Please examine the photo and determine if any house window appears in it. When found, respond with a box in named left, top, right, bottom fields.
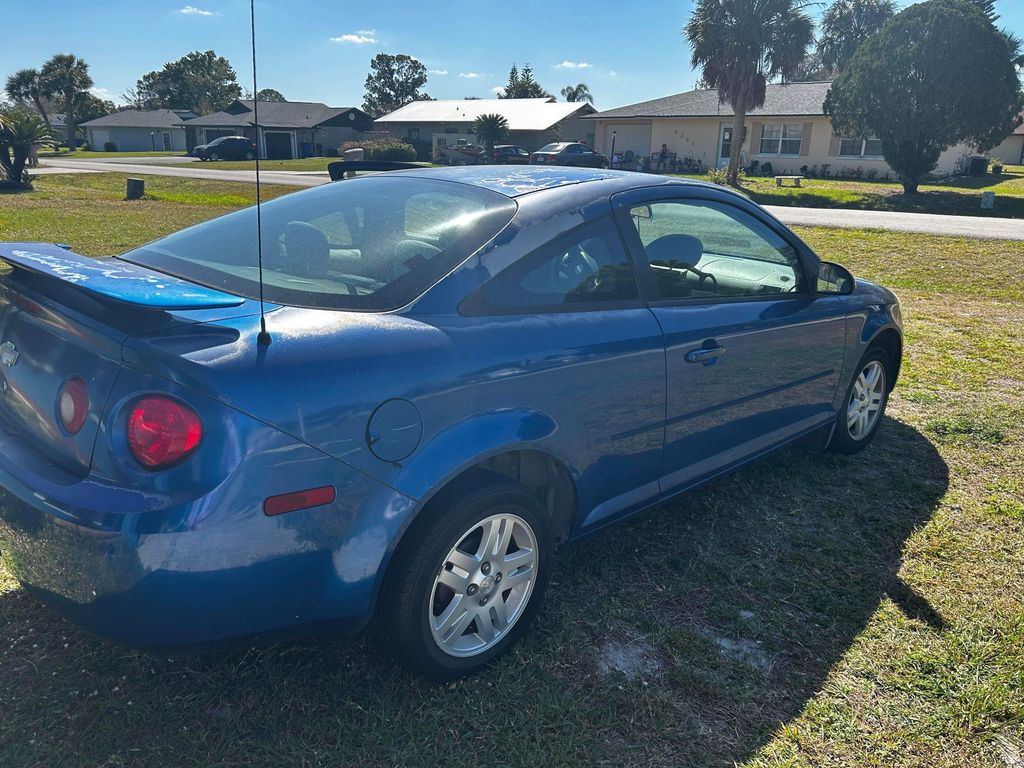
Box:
left=839, top=136, right=883, bottom=158
left=759, top=123, right=803, bottom=156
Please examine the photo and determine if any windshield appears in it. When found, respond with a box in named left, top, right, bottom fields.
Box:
left=120, top=175, right=517, bottom=311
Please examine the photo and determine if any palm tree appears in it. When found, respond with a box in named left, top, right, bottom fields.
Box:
left=473, top=113, right=510, bottom=162
left=39, top=54, right=93, bottom=149
left=560, top=83, right=594, bottom=104
left=5, top=69, right=53, bottom=130
left=0, top=108, right=54, bottom=187
left=685, top=0, right=814, bottom=185
left=817, top=0, right=897, bottom=74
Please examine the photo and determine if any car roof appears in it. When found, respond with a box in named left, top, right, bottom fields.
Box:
left=387, top=165, right=719, bottom=198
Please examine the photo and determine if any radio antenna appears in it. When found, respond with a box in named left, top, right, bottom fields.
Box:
left=250, top=0, right=271, bottom=345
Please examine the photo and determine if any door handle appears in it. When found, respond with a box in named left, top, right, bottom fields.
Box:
left=685, top=345, right=726, bottom=364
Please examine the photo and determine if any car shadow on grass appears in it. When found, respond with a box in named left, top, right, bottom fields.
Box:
left=0, top=416, right=948, bottom=767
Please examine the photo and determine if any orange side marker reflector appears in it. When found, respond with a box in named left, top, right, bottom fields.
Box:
left=263, top=486, right=336, bottom=516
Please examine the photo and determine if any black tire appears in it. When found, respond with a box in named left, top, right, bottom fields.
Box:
left=209, top=152, right=219, bottom=161
left=828, top=346, right=892, bottom=454
left=375, top=472, right=553, bottom=682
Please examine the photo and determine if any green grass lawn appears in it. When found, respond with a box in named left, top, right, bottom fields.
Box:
left=39, top=149, right=186, bottom=159
left=0, top=175, right=1022, bottom=766
left=676, top=169, right=1024, bottom=218
left=0, top=173, right=299, bottom=254
left=193, top=156, right=338, bottom=171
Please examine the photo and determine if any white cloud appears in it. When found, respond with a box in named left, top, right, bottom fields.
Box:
left=609, top=70, right=618, bottom=77
left=429, top=69, right=449, bottom=75
left=556, top=60, right=593, bottom=69
left=356, top=29, right=377, bottom=35
left=491, top=86, right=504, bottom=94
left=330, top=32, right=379, bottom=44
left=90, top=87, right=115, bottom=99
left=458, top=72, right=482, bottom=79
left=178, top=5, right=213, bottom=15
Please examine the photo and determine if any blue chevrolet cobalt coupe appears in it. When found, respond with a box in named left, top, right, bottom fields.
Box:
left=0, top=167, right=901, bottom=681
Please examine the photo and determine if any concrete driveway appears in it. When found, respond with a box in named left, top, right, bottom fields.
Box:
left=35, top=158, right=1024, bottom=240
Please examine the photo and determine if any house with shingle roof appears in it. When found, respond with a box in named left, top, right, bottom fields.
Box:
left=81, top=109, right=198, bottom=152
left=586, top=81, right=972, bottom=177
left=180, top=100, right=374, bottom=159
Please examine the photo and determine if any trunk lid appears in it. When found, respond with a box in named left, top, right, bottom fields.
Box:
left=0, top=243, right=246, bottom=475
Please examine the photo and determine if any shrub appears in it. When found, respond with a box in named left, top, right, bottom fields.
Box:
left=760, top=161, right=773, bottom=177
left=103, top=141, right=117, bottom=152
left=338, top=138, right=417, bottom=162
left=705, top=166, right=745, bottom=186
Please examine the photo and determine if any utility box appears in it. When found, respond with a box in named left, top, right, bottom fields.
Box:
left=125, top=178, right=145, bottom=200
left=981, top=191, right=996, bottom=210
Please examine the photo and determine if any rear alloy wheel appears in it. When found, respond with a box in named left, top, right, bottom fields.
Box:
left=208, top=152, right=219, bottom=161
left=245, top=151, right=255, bottom=160
left=377, top=475, right=552, bottom=681
left=828, top=348, right=891, bottom=453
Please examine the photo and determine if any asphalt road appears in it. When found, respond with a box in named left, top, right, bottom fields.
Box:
left=36, top=158, right=1024, bottom=239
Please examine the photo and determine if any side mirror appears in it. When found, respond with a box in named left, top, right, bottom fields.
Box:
left=632, top=205, right=653, bottom=220
left=817, top=261, right=854, bottom=295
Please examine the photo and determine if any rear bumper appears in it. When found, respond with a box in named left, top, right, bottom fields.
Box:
left=0, top=422, right=417, bottom=650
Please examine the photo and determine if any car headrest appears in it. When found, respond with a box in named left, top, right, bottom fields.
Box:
left=283, top=221, right=329, bottom=278
left=645, top=234, right=704, bottom=267
left=395, top=239, right=442, bottom=264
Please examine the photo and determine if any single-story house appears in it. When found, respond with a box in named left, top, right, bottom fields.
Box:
left=375, top=97, right=598, bottom=157
left=586, top=81, right=972, bottom=178
left=80, top=109, right=198, bottom=152
left=179, top=100, right=374, bottom=159
left=989, top=118, right=1024, bottom=166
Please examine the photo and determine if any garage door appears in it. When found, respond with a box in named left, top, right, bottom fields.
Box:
left=606, top=123, right=652, bottom=158
left=264, top=132, right=293, bottom=160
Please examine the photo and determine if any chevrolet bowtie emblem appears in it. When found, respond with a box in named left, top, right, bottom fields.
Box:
left=0, top=342, right=19, bottom=369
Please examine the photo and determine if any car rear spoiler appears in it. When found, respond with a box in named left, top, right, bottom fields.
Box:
left=327, top=160, right=424, bottom=182
left=0, top=243, right=246, bottom=311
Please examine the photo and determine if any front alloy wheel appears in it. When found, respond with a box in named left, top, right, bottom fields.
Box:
left=828, top=347, right=891, bottom=453
left=847, top=360, right=885, bottom=440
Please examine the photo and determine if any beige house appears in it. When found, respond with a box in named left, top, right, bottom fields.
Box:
left=376, top=98, right=597, bottom=157
left=586, top=81, right=972, bottom=178
left=990, top=120, right=1024, bottom=166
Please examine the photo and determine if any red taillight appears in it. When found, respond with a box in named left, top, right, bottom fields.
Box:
left=264, top=486, right=336, bottom=516
left=58, top=377, right=89, bottom=435
left=127, top=396, right=202, bottom=469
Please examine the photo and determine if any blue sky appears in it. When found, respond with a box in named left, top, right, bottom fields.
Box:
left=2, top=1, right=1022, bottom=111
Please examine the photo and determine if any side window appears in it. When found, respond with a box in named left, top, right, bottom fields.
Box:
left=471, top=217, right=639, bottom=312
left=627, top=200, right=804, bottom=300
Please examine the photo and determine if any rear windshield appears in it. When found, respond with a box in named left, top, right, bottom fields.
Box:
left=538, top=143, right=565, bottom=152
left=120, top=175, right=517, bottom=311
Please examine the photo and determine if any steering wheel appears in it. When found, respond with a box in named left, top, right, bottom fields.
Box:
left=551, top=245, right=599, bottom=293
left=670, top=260, right=718, bottom=289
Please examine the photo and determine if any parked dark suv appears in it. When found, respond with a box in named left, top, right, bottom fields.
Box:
left=530, top=142, right=609, bottom=168
left=192, top=136, right=257, bottom=161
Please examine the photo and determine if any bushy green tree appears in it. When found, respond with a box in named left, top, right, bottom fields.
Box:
left=255, top=88, right=286, bottom=102
left=134, top=51, right=242, bottom=115
left=817, top=0, right=897, bottom=73
left=362, top=54, right=430, bottom=118
left=473, top=113, right=510, bottom=161
left=39, top=54, right=92, bottom=147
left=685, top=0, right=814, bottom=185
left=825, top=0, right=1023, bottom=193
